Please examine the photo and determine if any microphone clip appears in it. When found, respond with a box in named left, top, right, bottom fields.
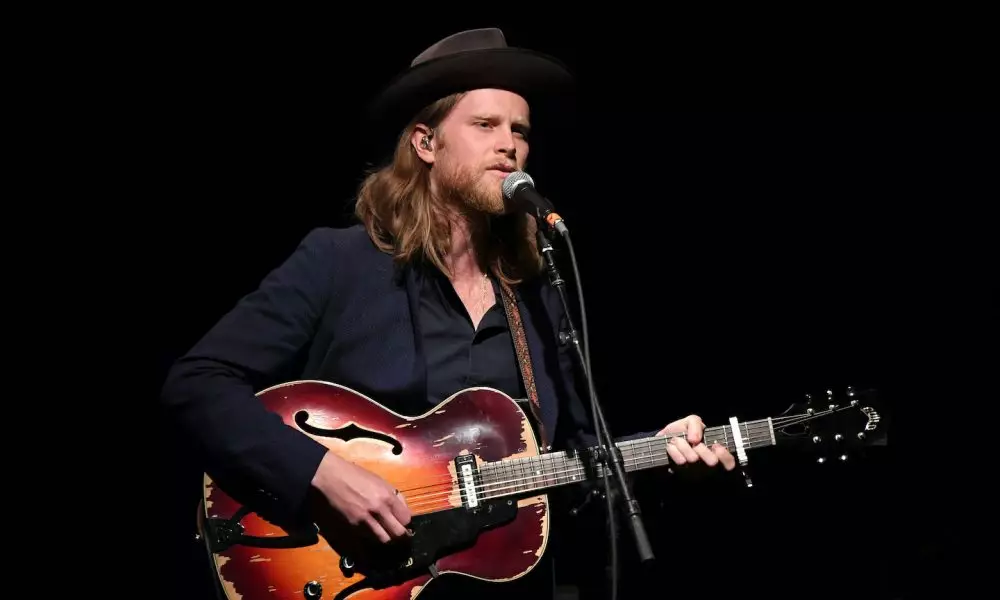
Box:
left=536, top=225, right=566, bottom=289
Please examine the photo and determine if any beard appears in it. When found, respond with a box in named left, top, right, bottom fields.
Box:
left=435, top=160, right=508, bottom=216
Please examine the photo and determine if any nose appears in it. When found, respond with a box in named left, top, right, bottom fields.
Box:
left=495, top=127, right=517, bottom=157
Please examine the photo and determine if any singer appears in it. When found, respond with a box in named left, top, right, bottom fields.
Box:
left=160, top=28, right=735, bottom=600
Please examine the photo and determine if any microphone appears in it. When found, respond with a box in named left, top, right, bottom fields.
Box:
left=502, top=171, right=569, bottom=236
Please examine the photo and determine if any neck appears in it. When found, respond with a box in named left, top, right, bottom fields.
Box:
left=469, top=418, right=778, bottom=504
left=443, top=208, right=490, bottom=280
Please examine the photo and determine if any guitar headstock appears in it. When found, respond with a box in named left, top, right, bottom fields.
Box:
left=773, top=386, right=887, bottom=465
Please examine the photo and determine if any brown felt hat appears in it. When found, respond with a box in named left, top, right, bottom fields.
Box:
left=367, top=28, right=574, bottom=140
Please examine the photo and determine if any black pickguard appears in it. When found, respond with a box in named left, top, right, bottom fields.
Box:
left=294, top=411, right=403, bottom=455
left=333, top=497, right=519, bottom=599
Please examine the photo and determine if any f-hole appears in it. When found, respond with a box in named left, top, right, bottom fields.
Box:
left=294, top=412, right=404, bottom=455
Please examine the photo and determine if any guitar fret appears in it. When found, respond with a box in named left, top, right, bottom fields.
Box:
left=480, top=462, right=490, bottom=499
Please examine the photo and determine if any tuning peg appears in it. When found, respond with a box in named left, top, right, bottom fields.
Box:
left=835, top=434, right=843, bottom=442
left=839, top=455, right=848, bottom=462
left=846, top=386, right=855, bottom=397
left=817, top=457, right=826, bottom=464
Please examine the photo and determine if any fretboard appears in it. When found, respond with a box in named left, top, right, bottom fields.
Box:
left=476, top=418, right=776, bottom=500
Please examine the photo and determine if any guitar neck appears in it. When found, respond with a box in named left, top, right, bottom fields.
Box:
left=477, top=418, right=776, bottom=499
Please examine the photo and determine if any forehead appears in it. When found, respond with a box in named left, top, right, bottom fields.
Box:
left=451, top=89, right=530, bottom=121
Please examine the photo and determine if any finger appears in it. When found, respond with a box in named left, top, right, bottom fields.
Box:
left=712, top=444, right=737, bottom=471
left=659, top=418, right=687, bottom=436
left=390, top=491, right=412, bottom=526
left=375, top=506, right=409, bottom=539
left=687, top=415, right=705, bottom=445
left=365, top=516, right=392, bottom=543
left=665, top=443, right=688, bottom=465
left=693, top=443, right=718, bottom=467
left=672, top=437, right=699, bottom=463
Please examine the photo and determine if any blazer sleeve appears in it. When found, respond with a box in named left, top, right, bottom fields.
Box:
left=160, top=227, right=336, bottom=523
left=555, top=339, right=657, bottom=449
left=544, top=284, right=658, bottom=450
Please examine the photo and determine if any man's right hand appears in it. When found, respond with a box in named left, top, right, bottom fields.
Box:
left=309, top=450, right=412, bottom=544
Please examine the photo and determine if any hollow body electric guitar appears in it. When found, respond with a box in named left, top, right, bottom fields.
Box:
left=197, top=380, right=884, bottom=600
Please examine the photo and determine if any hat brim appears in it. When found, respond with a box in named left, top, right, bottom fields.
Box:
left=366, top=47, right=574, bottom=144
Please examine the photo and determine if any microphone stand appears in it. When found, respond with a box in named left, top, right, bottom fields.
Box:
left=535, top=224, right=655, bottom=579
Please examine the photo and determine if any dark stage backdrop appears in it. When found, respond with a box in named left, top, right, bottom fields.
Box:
left=153, top=20, right=992, bottom=600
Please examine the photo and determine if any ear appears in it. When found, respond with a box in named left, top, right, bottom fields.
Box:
left=410, top=124, right=435, bottom=165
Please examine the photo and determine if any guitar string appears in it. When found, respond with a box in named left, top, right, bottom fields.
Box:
left=395, top=412, right=825, bottom=502
left=394, top=408, right=854, bottom=511
left=394, top=412, right=819, bottom=498
left=398, top=444, right=745, bottom=515
left=398, top=428, right=779, bottom=512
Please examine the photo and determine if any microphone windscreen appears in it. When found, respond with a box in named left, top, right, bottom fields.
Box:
left=502, top=171, right=535, bottom=201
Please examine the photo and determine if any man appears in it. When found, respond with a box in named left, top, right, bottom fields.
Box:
left=161, top=28, right=735, bottom=600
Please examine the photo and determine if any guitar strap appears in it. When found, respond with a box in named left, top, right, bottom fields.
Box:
left=497, top=278, right=550, bottom=452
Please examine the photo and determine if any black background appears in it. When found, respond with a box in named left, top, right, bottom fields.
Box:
left=150, top=16, right=994, bottom=600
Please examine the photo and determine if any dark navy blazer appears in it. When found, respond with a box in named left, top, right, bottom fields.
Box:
left=161, top=225, right=648, bottom=522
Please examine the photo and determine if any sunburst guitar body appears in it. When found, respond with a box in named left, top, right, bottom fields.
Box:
left=197, top=380, right=552, bottom=600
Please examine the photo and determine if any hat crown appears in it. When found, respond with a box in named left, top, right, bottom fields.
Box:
left=411, top=28, right=508, bottom=67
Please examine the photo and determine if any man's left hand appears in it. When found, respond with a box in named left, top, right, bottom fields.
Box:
left=656, top=415, right=736, bottom=471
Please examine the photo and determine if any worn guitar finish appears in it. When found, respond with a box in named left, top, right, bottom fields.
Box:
left=197, top=381, right=885, bottom=600
left=198, top=380, right=550, bottom=600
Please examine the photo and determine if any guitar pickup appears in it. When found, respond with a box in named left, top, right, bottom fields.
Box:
left=453, top=455, right=480, bottom=509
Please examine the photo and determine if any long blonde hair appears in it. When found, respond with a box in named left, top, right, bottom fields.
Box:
left=355, top=93, right=542, bottom=285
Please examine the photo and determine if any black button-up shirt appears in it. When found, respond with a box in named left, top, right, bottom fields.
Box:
left=415, top=267, right=553, bottom=600
left=418, top=267, right=526, bottom=406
